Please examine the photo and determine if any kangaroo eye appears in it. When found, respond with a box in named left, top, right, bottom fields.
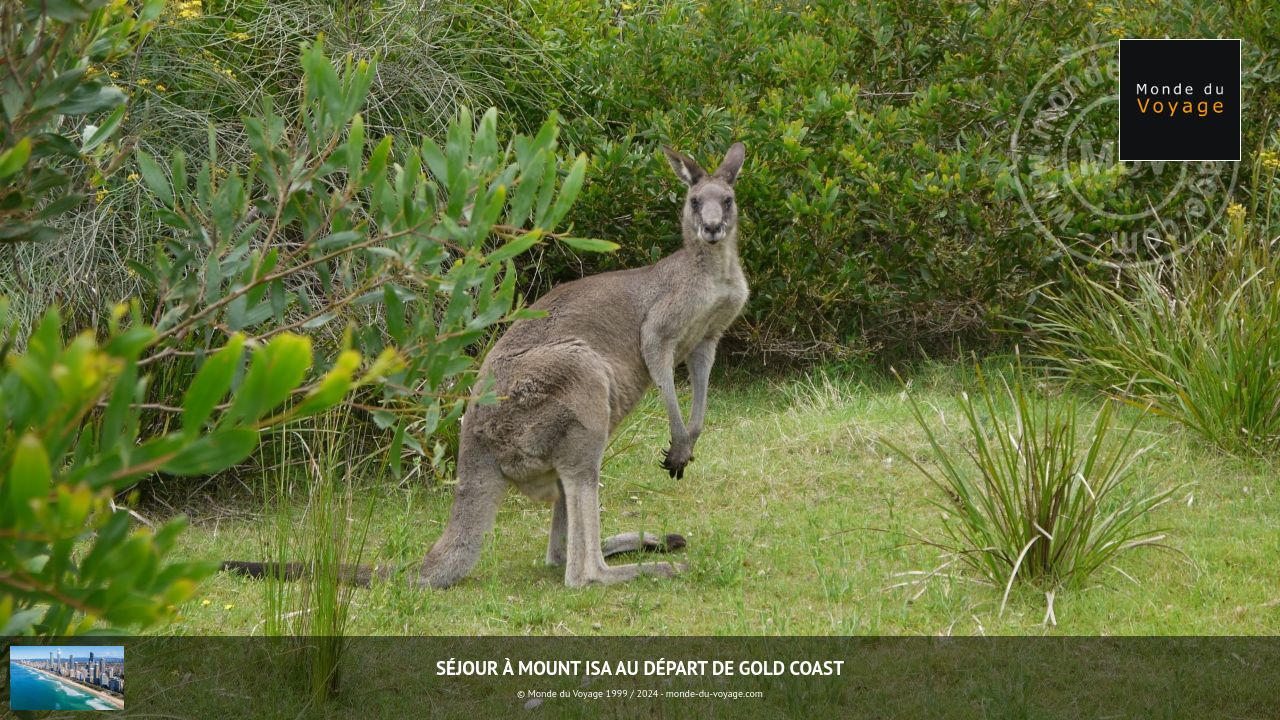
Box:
left=690, top=198, right=701, bottom=211
left=722, top=197, right=733, bottom=210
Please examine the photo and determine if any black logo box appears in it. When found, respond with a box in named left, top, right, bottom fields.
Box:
left=1119, top=38, right=1241, bottom=162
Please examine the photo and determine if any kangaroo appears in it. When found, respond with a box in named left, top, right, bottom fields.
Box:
left=223, top=142, right=748, bottom=588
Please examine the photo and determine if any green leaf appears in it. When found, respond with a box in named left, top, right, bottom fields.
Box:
left=291, top=350, right=361, bottom=418
left=301, top=313, right=337, bottom=329
left=182, top=335, right=245, bottom=437
left=546, top=153, right=587, bottom=230
left=140, top=0, right=165, bottom=21
left=384, top=285, right=405, bottom=343
left=317, top=230, right=363, bottom=249
left=0, top=138, right=32, bottom=180
left=506, top=151, right=545, bottom=228
left=1, top=608, right=44, bottom=637
left=558, top=236, right=620, bottom=253
left=9, top=433, right=52, bottom=513
left=487, top=230, right=543, bottom=263
left=346, top=113, right=365, bottom=182
left=57, top=84, right=126, bottom=115
left=161, top=428, right=259, bottom=475
left=99, top=357, right=139, bottom=457
left=82, top=104, right=126, bottom=152
left=42, top=0, right=91, bottom=23
left=420, top=138, right=447, bottom=182
left=135, top=150, right=173, bottom=207
left=223, top=334, right=313, bottom=424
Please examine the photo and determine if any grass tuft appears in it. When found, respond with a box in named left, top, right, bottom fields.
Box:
left=1033, top=151, right=1280, bottom=457
left=884, top=360, right=1178, bottom=615
left=262, top=407, right=373, bottom=702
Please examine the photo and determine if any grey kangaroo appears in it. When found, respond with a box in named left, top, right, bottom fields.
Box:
left=223, top=142, right=748, bottom=588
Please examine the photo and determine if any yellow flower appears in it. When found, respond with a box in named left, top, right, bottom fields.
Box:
left=109, top=71, right=120, bottom=78
left=201, top=599, right=211, bottom=606
left=137, top=78, right=151, bottom=86
left=223, top=603, right=234, bottom=610
left=95, top=189, right=107, bottom=203
left=127, top=173, right=140, bottom=181
left=229, top=31, right=250, bottom=41
left=155, top=84, right=167, bottom=92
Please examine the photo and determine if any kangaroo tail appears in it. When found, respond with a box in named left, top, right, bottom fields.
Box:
left=416, top=447, right=506, bottom=589
left=220, top=448, right=504, bottom=591
left=219, top=561, right=380, bottom=587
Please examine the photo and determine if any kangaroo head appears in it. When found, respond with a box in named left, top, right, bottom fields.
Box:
left=662, top=143, right=745, bottom=246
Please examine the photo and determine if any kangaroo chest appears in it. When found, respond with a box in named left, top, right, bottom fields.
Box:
left=674, top=271, right=748, bottom=361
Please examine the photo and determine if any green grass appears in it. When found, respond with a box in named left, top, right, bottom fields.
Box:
left=163, top=363, right=1280, bottom=636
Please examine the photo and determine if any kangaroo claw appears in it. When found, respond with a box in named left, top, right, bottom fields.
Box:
left=660, top=447, right=692, bottom=478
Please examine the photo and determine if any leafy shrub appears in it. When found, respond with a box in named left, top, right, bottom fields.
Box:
left=123, top=39, right=605, bottom=479
left=515, top=0, right=1279, bottom=361
left=1, top=2, right=607, bottom=636
left=0, top=0, right=568, bottom=340
left=1034, top=147, right=1280, bottom=456
left=884, top=363, right=1176, bottom=613
left=0, top=0, right=159, bottom=244
left=10, top=1, right=1277, bottom=364
left=0, top=302, right=366, bottom=636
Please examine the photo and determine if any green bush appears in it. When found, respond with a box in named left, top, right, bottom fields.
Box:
left=10, top=1, right=1277, bottom=363
left=515, top=0, right=1279, bottom=361
left=0, top=0, right=566, bottom=340
left=0, top=0, right=159, bottom=244
left=1033, top=148, right=1280, bottom=456
left=0, top=302, right=366, bottom=636
left=1, top=2, right=608, bottom=635
left=124, top=38, right=607, bottom=479
left=885, top=362, right=1177, bottom=614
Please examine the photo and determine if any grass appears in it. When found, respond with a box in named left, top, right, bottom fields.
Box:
left=261, top=407, right=375, bottom=702
left=1034, top=154, right=1280, bottom=458
left=887, top=360, right=1178, bottom=620
left=163, top=362, right=1280, bottom=636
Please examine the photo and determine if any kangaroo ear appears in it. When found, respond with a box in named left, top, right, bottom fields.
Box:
left=662, top=146, right=706, bottom=186
left=713, top=142, right=745, bottom=185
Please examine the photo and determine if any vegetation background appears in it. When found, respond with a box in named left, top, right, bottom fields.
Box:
left=9, top=0, right=1278, bottom=360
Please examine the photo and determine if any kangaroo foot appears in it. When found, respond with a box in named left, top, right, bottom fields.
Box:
left=566, top=560, right=688, bottom=587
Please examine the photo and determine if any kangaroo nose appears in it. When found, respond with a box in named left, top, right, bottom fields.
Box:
left=704, top=222, right=722, bottom=235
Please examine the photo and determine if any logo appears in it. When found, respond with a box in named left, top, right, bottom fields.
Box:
left=1012, top=39, right=1239, bottom=268
left=1119, top=39, right=1241, bottom=162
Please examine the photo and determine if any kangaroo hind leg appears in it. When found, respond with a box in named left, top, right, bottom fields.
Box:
left=557, top=449, right=684, bottom=586
left=416, top=444, right=506, bottom=589
left=546, top=480, right=567, bottom=567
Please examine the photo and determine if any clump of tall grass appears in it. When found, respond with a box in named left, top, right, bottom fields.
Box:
left=262, top=407, right=374, bottom=704
left=885, top=363, right=1177, bottom=615
left=1034, top=152, right=1280, bottom=456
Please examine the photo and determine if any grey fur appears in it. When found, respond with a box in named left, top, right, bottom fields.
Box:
left=419, top=142, right=748, bottom=588
left=224, top=143, right=748, bottom=589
